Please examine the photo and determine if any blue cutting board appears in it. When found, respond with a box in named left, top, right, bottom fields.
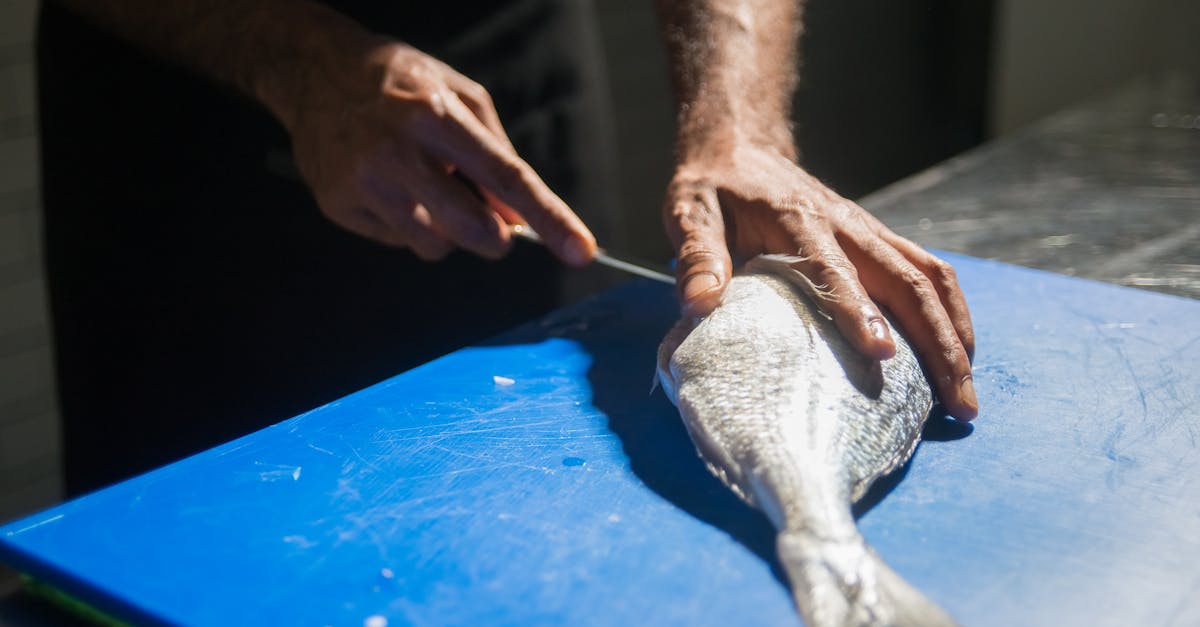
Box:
left=2, top=253, right=1199, bottom=626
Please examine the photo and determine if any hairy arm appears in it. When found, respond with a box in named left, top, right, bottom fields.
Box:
left=57, top=0, right=596, bottom=264
left=657, top=0, right=799, bottom=161
left=656, top=0, right=978, bottom=420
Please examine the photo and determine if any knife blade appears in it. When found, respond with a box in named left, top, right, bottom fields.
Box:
left=510, top=225, right=676, bottom=285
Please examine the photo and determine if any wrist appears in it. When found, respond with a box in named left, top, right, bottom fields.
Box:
left=674, top=107, right=797, bottom=166
left=246, top=9, right=391, bottom=133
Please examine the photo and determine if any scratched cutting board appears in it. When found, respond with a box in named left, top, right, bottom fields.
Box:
left=2, top=253, right=1199, bottom=626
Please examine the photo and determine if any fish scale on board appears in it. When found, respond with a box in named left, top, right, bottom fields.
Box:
left=657, top=255, right=956, bottom=627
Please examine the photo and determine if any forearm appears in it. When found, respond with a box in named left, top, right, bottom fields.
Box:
left=656, top=0, right=802, bottom=161
left=57, top=0, right=384, bottom=128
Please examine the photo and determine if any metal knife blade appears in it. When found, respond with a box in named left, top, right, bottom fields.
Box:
left=510, top=225, right=676, bottom=285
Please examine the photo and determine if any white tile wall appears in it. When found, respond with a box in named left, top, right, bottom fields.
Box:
left=0, top=0, right=60, bottom=528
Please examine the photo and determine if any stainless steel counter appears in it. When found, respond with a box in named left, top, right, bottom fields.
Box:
left=863, top=73, right=1200, bottom=299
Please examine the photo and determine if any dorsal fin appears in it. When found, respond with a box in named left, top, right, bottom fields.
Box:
left=744, top=254, right=837, bottom=320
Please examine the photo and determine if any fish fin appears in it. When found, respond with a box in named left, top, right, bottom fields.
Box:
left=673, top=397, right=757, bottom=508
left=656, top=319, right=696, bottom=405
left=703, top=460, right=756, bottom=508
left=772, top=526, right=960, bottom=624
left=777, top=531, right=958, bottom=627
left=745, top=254, right=838, bottom=319
left=648, top=368, right=660, bottom=396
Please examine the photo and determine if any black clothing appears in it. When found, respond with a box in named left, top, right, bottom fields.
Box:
left=38, top=0, right=619, bottom=496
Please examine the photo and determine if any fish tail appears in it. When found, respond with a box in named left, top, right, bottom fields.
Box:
left=776, top=530, right=958, bottom=627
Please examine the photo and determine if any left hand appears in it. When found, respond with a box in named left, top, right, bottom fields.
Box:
left=663, top=141, right=978, bottom=420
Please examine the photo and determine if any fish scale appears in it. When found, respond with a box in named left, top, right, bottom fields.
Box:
left=657, top=255, right=956, bottom=627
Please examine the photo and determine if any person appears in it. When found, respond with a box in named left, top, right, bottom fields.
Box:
left=40, top=0, right=976, bottom=496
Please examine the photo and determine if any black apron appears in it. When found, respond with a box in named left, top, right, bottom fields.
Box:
left=38, top=0, right=621, bottom=496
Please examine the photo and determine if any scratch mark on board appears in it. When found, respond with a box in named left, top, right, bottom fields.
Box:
left=254, top=462, right=304, bottom=482
left=307, top=443, right=335, bottom=456
left=1102, top=423, right=1137, bottom=490
left=282, top=534, right=318, bottom=549
left=7, top=514, right=64, bottom=536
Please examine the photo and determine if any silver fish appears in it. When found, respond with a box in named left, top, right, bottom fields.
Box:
left=656, top=255, right=956, bottom=627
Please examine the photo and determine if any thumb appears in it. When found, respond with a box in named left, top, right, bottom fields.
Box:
left=664, top=186, right=733, bottom=317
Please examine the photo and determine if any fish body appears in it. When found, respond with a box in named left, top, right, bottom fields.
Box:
left=657, top=256, right=955, bottom=627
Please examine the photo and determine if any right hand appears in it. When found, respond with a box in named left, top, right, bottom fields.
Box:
left=664, top=141, right=978, bottom=420
left=277, top=41, right=596, bottom=264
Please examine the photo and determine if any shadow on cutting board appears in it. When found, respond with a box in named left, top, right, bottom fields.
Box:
left=503, top=278, right=970, bottom=592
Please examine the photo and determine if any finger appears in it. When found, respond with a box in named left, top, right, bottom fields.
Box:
left=342, top=205, right=453, bottom=261
left=480, top=187, right=525, bottom=227
left=854, top=243, right=977, bottom=421
left=402, top=92, right=595, bottom=266
left=448, top=99, right=526, bottom=227
left=406, top=158, right=510, bottom=259
left=450, top=168, right=525, bottom=234
left=362, top=188, right=455, bottom=260
left=775, top=230, right=897, bottom=361
left=432, top=80, right=525, bottom=227
left=404, top=204, right=456, bottom=261
left=875, top=228, right=975, bottom=362
left=663, top=185, right=732, bottom=317
left=443, top=72, right=516, bottom=152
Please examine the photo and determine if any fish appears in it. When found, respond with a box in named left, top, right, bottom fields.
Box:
left=656, top=255, right=956, bottom=627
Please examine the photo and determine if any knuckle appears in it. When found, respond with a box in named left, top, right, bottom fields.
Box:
left=839, top=199, right=869, bottom=221
left=667, top=198, right=699, bottom=222
left=944, top=340, right=970, bottom=367
left=676, top=243, right=724, bottom=270
left=927, top=258, right=959, bottom=288
left=667, top=174, right=704, bottom=196
left=862, top=235, right=896, bottom=259
left=925, top=329, right=972, bottom=375
left=389, top=58, right=423, bottom=86
left=489, top=160, right=529, bottom=196
left=390, top=81, right=449, bottom=125
left=899, top=266, right=936, bottom=296
left=665, top=173, right=715, bottom=203
left=665, top=194, right=719, bottom=229
left=388, top=57, right=435, bottom=90
left=464, top=81, right=493, bottom=106
left=804, top=253, right=856, bottom=284
left=415, top=89, right=449, bottom=119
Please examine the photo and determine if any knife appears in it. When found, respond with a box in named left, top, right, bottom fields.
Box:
left=509, top=225, right=676, bottom=285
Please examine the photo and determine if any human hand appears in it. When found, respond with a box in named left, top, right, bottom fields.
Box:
left=275, top=41, right=596, bottom=263
left=664, top=142, right=978, bottom=420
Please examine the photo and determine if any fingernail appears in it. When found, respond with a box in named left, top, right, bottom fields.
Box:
left=563, top=236, right=592, bottom=267
left=683, top=272, right=720, bottom=302
left=959, top=376, right=979, bottom=415
left=869, top=319, right=888, bottom=341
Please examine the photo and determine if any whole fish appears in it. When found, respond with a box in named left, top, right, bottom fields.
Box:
left=656, top=255, right=955, bottom=627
